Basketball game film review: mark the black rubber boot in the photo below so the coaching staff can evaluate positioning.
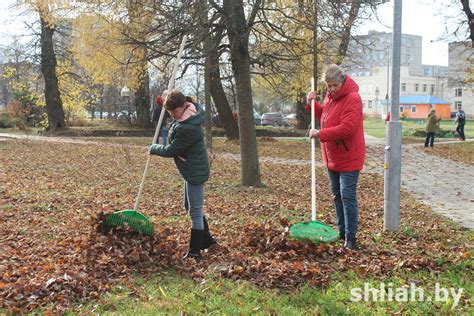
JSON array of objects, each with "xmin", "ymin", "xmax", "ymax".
[
  {"xmin": 201, "ymin": 216, "xmax": 217, "ymax": 250},
  {"xmin": 184, "ymin": 229, "xmax": 204, "ymax": 262},
  {"xmin": 344, "ymin": 236, "xmax": 357, "ymax": 250}
]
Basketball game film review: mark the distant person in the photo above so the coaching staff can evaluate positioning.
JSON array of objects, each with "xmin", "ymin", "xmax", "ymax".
[
  {"xmin": 424, "ymin": 109, "xmax": 441, "ymax": 148},
  {"xmin": 454, "ymin": 105, "xmax": 466, "ymax": 141},
  {"xmin": 306, "ymin": 64, "xmax": 365, "ymax": 250},
  {"xmin": 149, "ymin": 89, "xmax": 216, "ymax": 262},
  {"xmin": 385, "ymin": 112, "xmax": 390, "ymax": 124},
  {"xmin": 151, "ymin": 96, "xmax": 170, "ymax": 144}
]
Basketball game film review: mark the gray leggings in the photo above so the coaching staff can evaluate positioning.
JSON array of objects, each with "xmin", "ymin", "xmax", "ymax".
[{"xmin": 184, "ymin": 181, "xmax": 204, "ymax": 230}]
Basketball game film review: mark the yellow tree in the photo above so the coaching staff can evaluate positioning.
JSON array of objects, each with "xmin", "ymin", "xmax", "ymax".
[
  {"xmin": 72, "ymin": 1, "xmax": 157, "ymax": 128},
  {"xmin": 17, "ymin": 0, "xmax": 69, "ymax": 130}
]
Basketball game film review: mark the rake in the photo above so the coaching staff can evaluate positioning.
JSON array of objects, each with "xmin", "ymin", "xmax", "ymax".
[
  {"xmin": 106, "ymin": 35, "xmax": 187, "ymax": 236},
  {"xmin": 290, "ymin": 77, "xmax": 338, "ymax": 243}
]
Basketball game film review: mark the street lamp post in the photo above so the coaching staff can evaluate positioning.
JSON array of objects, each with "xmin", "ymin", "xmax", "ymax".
[
  {"xmin": 386, "ymin": 42, "xmax": 390, "ymax": 118},
  {"xmin": 384, "ymin": 0, "xmax": 402, "ymax": 231}
]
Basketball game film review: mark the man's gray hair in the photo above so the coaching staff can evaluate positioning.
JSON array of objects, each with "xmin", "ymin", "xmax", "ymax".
[{"xmin": 323, "ymin": 64, "xmax": 346, "ymax": 83}]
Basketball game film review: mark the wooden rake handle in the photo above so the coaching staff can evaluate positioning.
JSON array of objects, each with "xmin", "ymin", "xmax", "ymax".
[{"xmin": 133, "ymin": 35, "xmax": 188, "ymax": 211}]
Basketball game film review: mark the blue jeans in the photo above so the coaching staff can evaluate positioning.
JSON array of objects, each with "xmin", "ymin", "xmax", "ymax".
[
  {"xmin": 327, "ymin": 170, "xmax": 360, "ymax": 240},
  {"xmin": 424, "ymin": 132, "xmax": 435, "ymax": 147},
  {"xmin": 184, "ymin": 181, "xmax": 204, "ymax": 230},
  {"xmin": 456, "ymin": 122, "xmax": 465, "ymax": 140}
]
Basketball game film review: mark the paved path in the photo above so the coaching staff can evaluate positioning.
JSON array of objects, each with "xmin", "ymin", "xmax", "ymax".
[
  {"xmin": 1, "ymin": 133, "xmax": 473, "ymax": 230},
  {"xmin": 358, "ymin": 135, "xmax": 474, "ymax": 230}
]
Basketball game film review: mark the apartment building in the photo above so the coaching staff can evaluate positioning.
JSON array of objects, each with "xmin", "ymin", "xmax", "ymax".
[
  {"xmin": 445, "ymin": 41, "xmax": 473, "ymax": 117},
  {"xmin": 352, "ymin": 66, "xmax": 448, "ymax": 118},
  {"xmin": 343, "ymin": 30, "xmax": 459, "ymax": 118}
]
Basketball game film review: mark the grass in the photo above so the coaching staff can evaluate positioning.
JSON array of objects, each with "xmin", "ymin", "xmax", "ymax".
[
  {"xmin": 363, "ymin": 118, "xmax": 474, "ymax": 139},
  {"xmin": 72, "ymin": 264, "xmax": 473, "ymax": 315}
]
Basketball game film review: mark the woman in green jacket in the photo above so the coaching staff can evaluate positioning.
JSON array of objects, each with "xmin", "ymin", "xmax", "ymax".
[
  {"xmin": 149, "ymin": 89, "xmax": 216, "ymax": 261},
  {"xmin": 425, "ymin": 109, "xmax": 441, "ymax": 148}
]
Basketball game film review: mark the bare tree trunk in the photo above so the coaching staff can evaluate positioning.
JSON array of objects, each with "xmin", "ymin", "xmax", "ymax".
[
  {"xmin": 40, "ymin": 15, "xmax": 65, "ymax": 131},
  {"xmin": 335, "ymin": 2, "xmax": 361, "ymax": 64},
  {"xmin": 201, "ymin": 0, "xmax": 213, "ymax": 149},
  {"xmin": 134, "ymin": 53, "xmax": 152, "ymax": 128},
  {"xmin": 460, "ymin": 0, "xmax": 474, "ymax": 47},
  {"xmin": 209, "ymin": 48, "xmax": 239, "ymax": 140},
  {"xmin": 222, "ymin": 0, "xmax": 261, "ymax": 187}
]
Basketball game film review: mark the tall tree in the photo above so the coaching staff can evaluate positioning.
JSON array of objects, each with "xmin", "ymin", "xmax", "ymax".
[
  {"xmin": 20, "ymin": 0, "xmax": 68, "ymax": 130},
  {"xmin": 38, "ymin": 5, "xmax": 66, "ymax": 130},
  {"xmin": 208, "ymin": 22, "xmax": 240, "ymax": 140},
  {"xmin": 220, "ymin": 0, "xmax": 262, "ymax": 187},
  {"xmin": 124, "ymin": 0, "xmax": 154, "ymax": 128},
  {"xmin": 460, "ymin": 0, "xmax": 474, "ymax": 47}
]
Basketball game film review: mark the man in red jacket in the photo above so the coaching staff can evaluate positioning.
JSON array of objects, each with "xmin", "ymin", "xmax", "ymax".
[{"xmin": 307, "ymin": 64, "xmax": 365, "ymax": 250}]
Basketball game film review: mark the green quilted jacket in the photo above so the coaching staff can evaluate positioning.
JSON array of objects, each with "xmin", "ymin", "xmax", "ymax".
[{"xmin": 150, "ymin": 104, "xmax": 209, "ymax": 184}]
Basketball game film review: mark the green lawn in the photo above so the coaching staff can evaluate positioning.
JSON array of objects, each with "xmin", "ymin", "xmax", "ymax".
[
  {"xmin": 73, "ymin": 264, "xmax": 473, "ymax": 315},
  {"xmin": 364, "ymin": 118, "xmax": 474, "ymax": 139}
]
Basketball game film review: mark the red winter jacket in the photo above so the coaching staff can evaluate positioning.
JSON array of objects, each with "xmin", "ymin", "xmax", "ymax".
[{"xmin": 305, "ymin": 75, "xmax": 365, "ymax": 172}]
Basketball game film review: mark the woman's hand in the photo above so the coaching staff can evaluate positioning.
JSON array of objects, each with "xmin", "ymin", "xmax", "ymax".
[
  {"xmin": 307, "ymin": 91, "xmax": 317, "ymax": 101},
  {"xmin": 309, "ymin": 129, "xmax": 320, "ymax": 139}
]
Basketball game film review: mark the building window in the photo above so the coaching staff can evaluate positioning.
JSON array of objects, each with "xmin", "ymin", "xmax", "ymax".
[
  {"xmin": 455, "ymin": 88, "xmax": 463, "ymax": 97},
  {"xmin": 401, "ymin": 83, "xmax": 406, "ymax": 92},
  {"xmin": 430, "ymin": 84, "xmax": 435, "ymax": 95},
  {"xmin": 455, "ymin": 101, "xmax": 462, "ymax": 108},
  {"xmin": 423, "ymin": 84, "xmax": 427, "ymax": 92},
  {"xmin": 411, "ymin": 106, "xmax": 417, "ymax": 113},
  {"xmin": 368, "ymin": 101, "xmax": 373, "ymax": 108},
  {"xmin": 399, "ymin": 106, "xmax": 403, "ymax": 112},
  {"xmin": 415, "ymin": 84, "xmax": 419, "ymax": 92}
]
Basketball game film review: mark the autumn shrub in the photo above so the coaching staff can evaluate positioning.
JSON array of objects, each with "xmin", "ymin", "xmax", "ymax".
[
  {"xmin": 0, "ymin": 112, "xmax": 13, "ymax": 128},
  {"xmin": 404, "ymin": 128, "xmax": 458, "ymax": 138},
  {"xmin": 7, "ymin": 100, "xmax": 29, "ymax": 129}
]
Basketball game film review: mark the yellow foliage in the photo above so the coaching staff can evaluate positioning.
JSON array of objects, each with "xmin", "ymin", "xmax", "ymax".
[{"xmin": 71, "ymin": 1, "xmax": 155, "ymax": 91}]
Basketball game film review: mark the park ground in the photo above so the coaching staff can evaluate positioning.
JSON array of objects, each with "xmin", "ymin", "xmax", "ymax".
[{"xmin": 0, "ymin": 119, "xmax": 473, "ymax": 314}]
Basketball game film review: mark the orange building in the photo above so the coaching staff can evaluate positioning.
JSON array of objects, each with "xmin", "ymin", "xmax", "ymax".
[{"xmin": 398, "ymin": 96, "xmax": 451, "ymax": 119}]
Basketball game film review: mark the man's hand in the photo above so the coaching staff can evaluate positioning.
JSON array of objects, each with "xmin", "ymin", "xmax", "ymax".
[{"xmin": 309, "ymin": 129, "xmax": 320, "ymax": 139}]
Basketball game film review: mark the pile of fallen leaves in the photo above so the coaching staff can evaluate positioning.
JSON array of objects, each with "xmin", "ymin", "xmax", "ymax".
[
  {"xmin": 0, "ymin": 139, "xmax": 472, "ymax": 312},
  {"xmin": 433, "ymin": 142, "xmax": 474, "ymax": 166}
]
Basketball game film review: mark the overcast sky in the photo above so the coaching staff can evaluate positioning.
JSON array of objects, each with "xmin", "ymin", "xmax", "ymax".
[
  {"xmin": 356, "ymin": 0, "xmax": 460, "ymax": 66},
  {"xmin": 0, "ymin": 0, "xmax": 465, "ymax": 66}
]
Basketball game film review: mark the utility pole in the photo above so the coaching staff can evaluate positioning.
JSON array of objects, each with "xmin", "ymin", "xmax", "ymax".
[{"xmin": 383, "ymin": 0, "xmax": 402, "ymax": 231}]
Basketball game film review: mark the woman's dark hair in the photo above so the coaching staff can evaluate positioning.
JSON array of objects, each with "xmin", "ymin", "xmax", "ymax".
[{"xmin": 163, "ymin": 89, "xmax": 186, "ymax": 111}]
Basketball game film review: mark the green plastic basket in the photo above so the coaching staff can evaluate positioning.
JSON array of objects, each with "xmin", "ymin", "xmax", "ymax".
[
  {"xmin": 106, "ymin": 210, "xmax": 154, "ymax": 237},
  {"xmin": 290, "ymin": 221, "xmax": 338, "ymax": 243}
]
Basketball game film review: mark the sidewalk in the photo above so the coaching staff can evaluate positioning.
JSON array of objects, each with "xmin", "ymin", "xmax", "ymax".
[
  {"xmin": 363, "ymin": 136, "xmax": 474, "ymax": 230},
  {"xmin": 1, "ymin": 132, "xmax": 473, "ymax": 230}
]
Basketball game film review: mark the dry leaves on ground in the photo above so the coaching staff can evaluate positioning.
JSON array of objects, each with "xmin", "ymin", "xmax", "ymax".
[{"xmin": 0, "ymin": 139, "xmax": 472, "ymax": 312}]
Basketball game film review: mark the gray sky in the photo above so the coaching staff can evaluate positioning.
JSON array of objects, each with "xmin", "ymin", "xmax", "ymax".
[
  {"xmin": 0, "ymin": 0, "xmax": 464, "ymax": 66},
  {"xmin": 356, "ymin": 0, "xmax": 459, "ymax": 66}
]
